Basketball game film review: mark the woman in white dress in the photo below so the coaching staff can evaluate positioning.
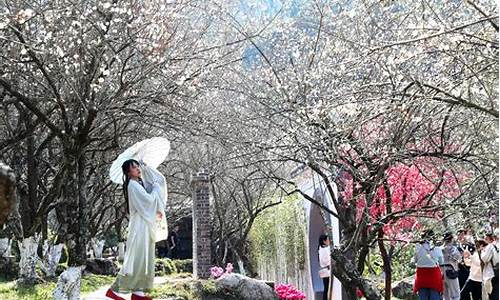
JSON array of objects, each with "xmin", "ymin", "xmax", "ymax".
[
  {"xmin": 318, "ymin": 234, "xmax": 331, "ymax": 300},
  {"xmin": 106, "ymin": 159, "xmax": 168, "ymax": 300}
]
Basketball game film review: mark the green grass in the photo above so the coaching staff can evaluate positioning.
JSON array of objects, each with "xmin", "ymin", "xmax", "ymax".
[
  {"xmin": 0, "ymin": 274, "xmax": 114, "ymax": 300},
  {"xmin": 150, "ymin": 282, "xmax": 196, "ymax": 300},
  {"xmin": 0, "ymin": 278, "xmax": 56, "ymax": 300},
  {"xmin": 81, "ymin": 274, "xmax": 115, "ymax": 293}
]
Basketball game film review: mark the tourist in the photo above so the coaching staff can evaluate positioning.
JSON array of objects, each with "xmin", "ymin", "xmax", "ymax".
[
  {"xmin": 156, "ymin": 238, "xmax": 169, "ymax": 258},
  {"xmin": 413, "ymin": 230, "xmax": 444, "ymax": 300},
  {"xmin": 318, "ymin": 234, "xmax": 331, "ymax": 300},
  {"xmin": 484, "ymin": 232, "xmax": 499, "ymax": 300},
  {"xmin": 441, "ymin": 232, "xmax": 462, "ymax": 300},
  {"xmin": 106, "ymin": 159, "xmax": 167, "ymax": 300},
  {"xmin": 457, "ymin": 229, "xmax": 475, "ymax": 300},
  {"xmin": 167, "ymin": 225, "xmax": 180, "ymax": 259},
  {"xmin": 465, "ymin": 239, "xmax": 495, "ymax": 300}
]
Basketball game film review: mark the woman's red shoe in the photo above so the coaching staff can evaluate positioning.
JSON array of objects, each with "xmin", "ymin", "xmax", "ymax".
[
  {"xmin": 105, "ymin": 288, "xmax": 126, "ymax": 300},
  {"xmin": 131, "ymin": 293, "xmax": 153, "ymax": 300}
]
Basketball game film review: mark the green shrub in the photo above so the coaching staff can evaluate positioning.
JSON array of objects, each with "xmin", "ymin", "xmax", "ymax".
[
  {"xmin": 248, "ymin": 195, "xmax": 306, "ymax": 275},
  {"xmin": 155, "ymin": 258, "xmax": 178, "ymax": 276},
  {"xmin": 173, "ymin": 259, "xmax": 193, "ymax": 273}
]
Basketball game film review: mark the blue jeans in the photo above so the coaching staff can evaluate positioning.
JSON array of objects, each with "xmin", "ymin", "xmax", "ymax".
[{"xmin": 418, "ymin": 288, "xmax": 441, "ymax": 300}]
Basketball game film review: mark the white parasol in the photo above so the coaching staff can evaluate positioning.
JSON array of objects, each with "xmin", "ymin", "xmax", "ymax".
[{"xmin": 109, "ymin": 137, "xmax": 170, "ymax": 184}]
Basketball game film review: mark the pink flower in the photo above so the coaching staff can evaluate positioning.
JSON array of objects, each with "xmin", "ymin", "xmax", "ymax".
[
  {"xmin": 225, "ymin": 263, "xmax": 233, "ymax": 273},
  {"xmin": 209, "ymin": 266, "xmax": 225, "ymax": 279},
  {"xmin": 356, "ymin": 288, "xmax": 364, "ymax": 298},
  {"xmin": 209, "ymin": 262, "xmax": 234, "ymax": 279},
  {"xmin": 275, "ymin": 283, "xmax": 306, "ymax": 300}
]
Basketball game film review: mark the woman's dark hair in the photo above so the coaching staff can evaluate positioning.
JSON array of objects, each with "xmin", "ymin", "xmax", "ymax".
[
  {"xmin": 420, "ymin": 229, "xmax": 434, "ymax": 243},
  {"xmin": 319, "ymin": 234, "xmax": 329, "ymax": 249},
  {"xmin": 122, "ymin": 159, "xmax": 140, "ymax": 213},
  {"xmin": 475, "ymin": 239, "xmax": 488, "ymax": 249}
]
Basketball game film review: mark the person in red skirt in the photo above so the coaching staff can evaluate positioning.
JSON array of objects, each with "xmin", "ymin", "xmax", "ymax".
[{"xmin": 414, "ymin": 230, "xmax": 444, "ymax": 300}]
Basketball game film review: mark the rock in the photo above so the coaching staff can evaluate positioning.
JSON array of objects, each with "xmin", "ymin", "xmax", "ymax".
[
  {"xmin": 53, "ymin": 266, "xmax": 83, "ymax": 300},
  {"xmin": 392, "ymin": 276, "xmax": 417, "ymax": 300},
  {"xmin": 213, "ymin": 273, "xmax": 278, "ymax": 300},
  {"xmin": 85, "ymin": 258, "xmax": 118, "ymax": 275}
]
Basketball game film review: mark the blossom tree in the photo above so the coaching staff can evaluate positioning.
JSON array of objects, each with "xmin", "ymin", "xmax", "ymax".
[{"xmin": 182, "ymin": 0, "xmax": 498, "ymax": 299}]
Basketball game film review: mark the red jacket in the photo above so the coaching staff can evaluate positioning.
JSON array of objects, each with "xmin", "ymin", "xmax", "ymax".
[{"xmin": 413, "ymin": 266, "xmax": 444, "ymax": 294}]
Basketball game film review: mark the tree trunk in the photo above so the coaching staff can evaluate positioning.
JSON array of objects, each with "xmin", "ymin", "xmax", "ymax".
[
  {"xmin": 60, "ymin": 149, "xmax": 88, "ymax": 267},
  {"xmin": 0, "ymin": 238, "xmax": 12, "ymax": 257},
  {"xmin": 43, "ymin": 241, "xmax": 64, "ymax": 277},
  {"xmin": 329, "ymin": 209, "xmax": 382, "ymax": 300},
  {"xmin": 118, "ymin": 242, "xmax": 125, "ymax": 261},
  {"xmin": 18, "ymin": 234, "xmax": 41, "ymax": 284},
  {"xmin": 378, "ymin": 230, "xmax": 392, "ymax": 300},
  {"xmin": 26, "ymin": 135, "xmax": 39, "ymax": 235},
  {"xmin": 330, "ymin": 246, "xmax": 381, "ymax": 300},
  {"xmin": 91, "ymin": 238, "xmax": 105, "ymax": 258}
]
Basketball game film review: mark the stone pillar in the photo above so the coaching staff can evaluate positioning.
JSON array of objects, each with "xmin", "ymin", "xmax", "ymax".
[{"xmin": 191, "ymin": 171, "xmax": 212, "ymax": 279}]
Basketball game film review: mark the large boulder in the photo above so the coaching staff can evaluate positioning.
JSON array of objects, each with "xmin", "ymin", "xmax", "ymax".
[
  {"xmin": 53, "ymin": 266, "xmax": 83, "ymax": 300},
  {"xmin": 195, "ymin": 273, "xmax": 278, "ymax": 300},
  {"xmin": 85, "ymin": 258, "xmax": 118, "ymax": 275},
  {"xmin": 392, "ymin": 276, "xmax": 417, "ymax": 300}
]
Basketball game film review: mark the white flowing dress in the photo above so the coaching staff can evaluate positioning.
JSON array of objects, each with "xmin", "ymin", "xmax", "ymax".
[{"xmin": 111, "ymin": 163, "xmax": 168, "ymax": 293}]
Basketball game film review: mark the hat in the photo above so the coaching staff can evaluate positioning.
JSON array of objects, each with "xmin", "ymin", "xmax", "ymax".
[
  {"xmin": 421, "ymin": 229, "xmax": 434, "ymax": 241},
  {"xmin": 443, "ymin": 232, "xmax": 453, "ymax": 241}
]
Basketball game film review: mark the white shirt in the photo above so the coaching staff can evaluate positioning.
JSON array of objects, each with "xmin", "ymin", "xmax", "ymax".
[
  {"xmin": 415, "ymin": 242, "xmax": 444, "ymax": 267},
  {"xmin": 469, "ymin": 248, "xmax": 494, "ymax": 282},
  {"xmin": 318, "ymin": 246, "xmax": 331, "ymax": 278}
]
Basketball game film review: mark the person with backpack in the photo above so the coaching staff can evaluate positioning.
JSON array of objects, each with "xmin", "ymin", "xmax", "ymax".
[
  {"xmin": 442, "ymin": 232, "xmax": 462, "ymax": 300},
  {"xmin": 485, "ymin": 233, "xmax": 499, "ymax": 300}
]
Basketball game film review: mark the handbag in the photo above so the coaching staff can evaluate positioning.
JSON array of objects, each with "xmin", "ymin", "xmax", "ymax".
[{"xmin": 445, "ymin": 268, "xmax": 459, "ymax": 279}]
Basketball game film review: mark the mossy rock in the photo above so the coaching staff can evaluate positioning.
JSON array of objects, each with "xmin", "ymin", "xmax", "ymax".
[{"xmin": 190, "ymin": 275, "xmax": 277, "ymax": 300}]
